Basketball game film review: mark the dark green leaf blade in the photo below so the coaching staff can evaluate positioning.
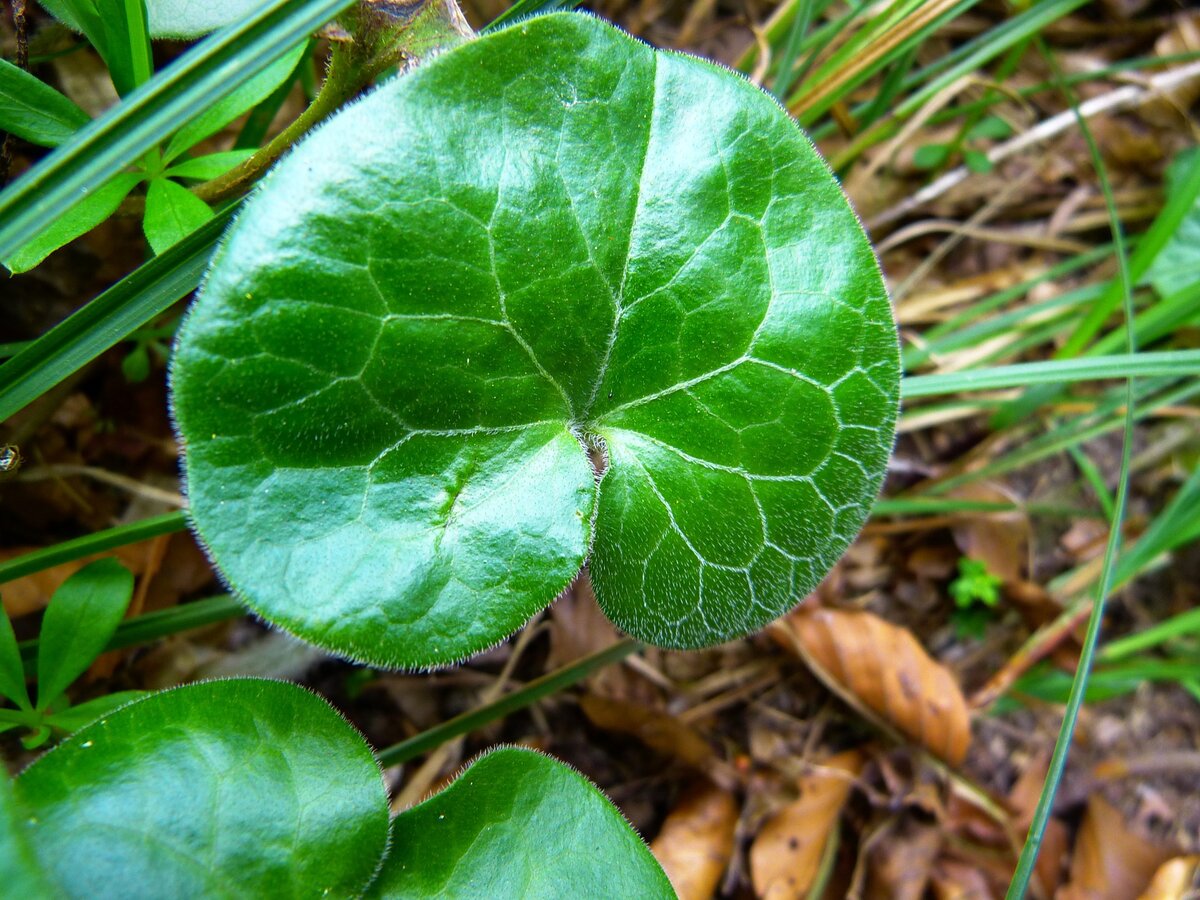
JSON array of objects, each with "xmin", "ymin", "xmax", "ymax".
[
  {"xmin": 367, "ymin": 747, "xmax": 674, "ymax": 899},
  {"xmin": 143, "ymin": 178, "xmax": 214, "ymax": 254},
  {"xmin": 35, "ymin": 558, "xmax": 133, "ymax": 710},
  {"xmin": 15, "ymin": 679, "xmax": 390, "ymax": 898},
  {"xmin": 172, "ymin": 13, "xmax": 898, "ymax": 666},
  {"xmin": 96, "ymin": 0, "xmax": 154, "ymax": 96},
  {"xmin": 0, "ymin": 59, "xmax": 90, "ymax": 148}
]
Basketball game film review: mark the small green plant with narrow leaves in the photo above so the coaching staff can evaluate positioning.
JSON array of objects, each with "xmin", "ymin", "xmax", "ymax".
[
  {"xmin": 0, "ymin": 559, "xmax": 143, "ymax": 749},
  {"xmin": 1, "ymin": 6, "xmax": 898, "ymax": 896}
]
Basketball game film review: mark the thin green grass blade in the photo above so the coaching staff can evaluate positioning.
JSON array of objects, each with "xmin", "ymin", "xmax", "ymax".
[
  {"xmin": 1005, "ymin": 38, "xmax": 1137, "ymax": 898},
  {"xmin": 0, "ymin": 512, "xmax": 187, "ymax": 586},
  {"xmin": 0, "ymin": 0, "xmax": 355, "ymax": 262},
  {"xmin": 0, "ymin": 210, "xmax": 232, "ymax": 423},
  {"xmin": 771, "ymin": 0, "xmax": 818, "ymax": 101},
  {"xmin": 377, "ymin": 639, "xmax": 641, "ymax": 766},
  {"xmin": 901, "ymin": 350, "xmax": 1200, "ymax": 398},
  {"xmin": 994, "ymin": 151, "xmax": 1200, "ymax": 427},
  {"xmin": 1110, "ymin": 462, "xmax": 1200, "ymax": 590},
  {"xmin": 925, "ymin": 377, "xmax": 1197, "ymax": 496},
  {"xmin": 17, "ymin": 594, "xmax": 243, "ymax": 669}
]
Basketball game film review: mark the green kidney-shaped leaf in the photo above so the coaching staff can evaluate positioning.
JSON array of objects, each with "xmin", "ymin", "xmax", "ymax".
[
  {"xmin": 367, "ymin": 746, "xmax": 674, "ymax": 899},
  {"xmin": 13, "ymin": 679, "xmax": 389, "ymax": 898},
  {"xmin": 172, "ymin": 12, "xmax": 899, "ymax": 667}
]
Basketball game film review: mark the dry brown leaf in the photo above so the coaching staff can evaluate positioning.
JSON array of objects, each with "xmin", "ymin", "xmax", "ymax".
[
  {"xmin": 931, "ymin": 858, "xmax": 1000, "ymax": 899},
  {"xmin": 651, "ymin": 780, "xmax": 739, "ymax": 900},
  {"xmin": 1140, "ymin": 14, "xmax": 1200, "ymax": 127},
  {"xmin": 867, "ymin": 817, "xmax": 942, "ymax": 900},
  {"xmin": 1059, "ymin": 795, "xmax": 1177, "ymax": 900},
  {"xmin": 0, "ymin": 541, "xmax": 158, "ymax": 618},
  {"xmin": 1008, "ymin": 750, "xmax": 1071, "ymax": 897},
  {"xmin": 774, "ymin": 607, "xmax": 971, "ymax": 765},
  {"xmin": 948, "ymin": 482, "xmax": 1028, "ymax": 583},
  {"xmin": 581, "ymin": 693, "xmax": 714, "ymax": 763},
  {"xmin": 1137, "ymin": 857, "xmax": 1200, "ymax": 900},
  {"xmin": 749, "ymin": 749, "xmax": 863, "ymax": 899}
]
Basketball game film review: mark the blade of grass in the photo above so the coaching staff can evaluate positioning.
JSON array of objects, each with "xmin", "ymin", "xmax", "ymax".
[
  {"xmin": 0, "ymin": 209, "xmax": 232, "ymax": 423},
  {"xmin": 1100, "ymin": 610, "xmax": 1200, "ymax": 664},
  {"xmin": 925, "ymin": 377, "xmax": 1197, "ymax": 496},
  {"xmin": 98, "ymin": 0, "xmax": 154, "ymax": 96},
  {"xmin": 17, "ymin": 594, "xmax": 244, "ymax": 668},
  {"xmin": 1006, "ymin": 37, "xmax": 1137, "ymax": 898},
  {"xmin": 901, "ymin": 350, "xmax": 1199, "ymax": 398},
  {"xmin": 0, "ymin": 0, "xmax": 356, "ymax": 262},
  {"xmin": 770, "ymin": 0, "xmax": 817, "ymax": 101},
  {"xmin": 0, "ymin": 511, "xmax": 187, "ymax": 586},
  {"xmin": 830, "ymin": 0, "xmax": 1089, "ymax": 165},
  {"xmin": 994, "ymin": 151, "xmax": 1200, "ymax": 427},
  {"xmin": 377, "ymin": 638, "xmax": 641, "ymax": 767}
]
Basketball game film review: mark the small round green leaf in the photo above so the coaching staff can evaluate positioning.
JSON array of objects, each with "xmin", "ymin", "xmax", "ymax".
[
  {"xmin": 14, "ymin": 679, "xmax": 389, "ymax": 898},
  {"xmin": 365, "ymin": 747, "xmax": 674, "ymax": 899},
  {"xmin": 172, "ymin": 13, "xmax": 899, "ymax": 667}
]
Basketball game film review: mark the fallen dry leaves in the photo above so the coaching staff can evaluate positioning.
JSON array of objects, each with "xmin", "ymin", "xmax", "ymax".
[
  {"xmin": 772, "ymin": 606, "xmax": 971, "ymax": 765},
  {"xmin": 749, "ymin": 749, "xmax": 863, "ymax": 899},
  {"xmin": 1060, "ymin": 794, "xmax": 1178, "ymax": 900},
  {"xmin": 1137, "ymin": 856, "xmax": 1200, "ymax": 900},
  {"xmin": 651, "ymin": 780, "xmax": 739, "ymax": 900},
  {"xmin": 579, "ymin": 693, "xmax": 739, "ymax": 788}
]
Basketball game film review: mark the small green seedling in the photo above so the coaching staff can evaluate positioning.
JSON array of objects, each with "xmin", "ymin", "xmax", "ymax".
[
  {"xmin": 949, "ymin": 556, "xmax": 1003, "ymax": 610},
  {"xmin": 0, "ymin": 558, "xmax": 143, "ymax": 748},
  {"xmin": 949, "ymin": 556, "xmax": 1003, "ymax": 639},
  {"xmin": 172, "ymin": 12, "xmax": 901, "ymax": 669},
  {"xmin": 0, "ymin": 44, "xmax": 302, "ymax": 272},
  {"xmin": 2, "ymin": 678, "xmax": 674, "ymax": 898},
  {"xmin": 913, "ymin": 114, "xmax": 1013, "ymax": 174}
]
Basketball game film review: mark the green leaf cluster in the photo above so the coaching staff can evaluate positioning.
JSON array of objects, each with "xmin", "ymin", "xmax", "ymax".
[
  {"xmin": 0, "ymin": 42, "xmax": 304, "ymax": 272},
  {"xmin": 172, "ymin": 12, "xmax": 901, "ymax": 668},
  {"xmin": 0, "ymin": 559, "xmax": 144, "ymax": 748},
  {"xmin": 1, "ymin": 679, "xmax": 673, "ymax": 898}
]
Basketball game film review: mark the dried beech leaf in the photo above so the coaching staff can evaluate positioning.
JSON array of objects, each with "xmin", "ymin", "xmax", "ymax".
[
  {"xmin": 867, "ymin": 818, "xmax": 942, "ymax": 900},
  {"xmin": 0, "ymin": 542, "xmax": 156, "ymax": 618},
  {"xmin": 650, "ymin": 780, "xmax": 739, "ymax": 900},
  {"xmin": 948, "ymin": 482, "xmax": 1028, "ymax": 583},
  {"xmin": 930, "ymin": 858, "xmax": 1000, "ymax": 899},
  {"xmin": 749, "ymin": 750, "xmax": 862, "ymax": 899},
  {"xmin": 1060, "ymin": 795, "xmax": 1177, "ymax": 900},
  {"xmin": 1137, "ymin": 856, "xmax": 1200, "ymax": 900},
  {"xmin": 580, "ymin": 694, "xmax": 724, "ymax": 780},
  {"xmin": 775, "ymin": 607, "xmax": 971, "ymax": 764}
]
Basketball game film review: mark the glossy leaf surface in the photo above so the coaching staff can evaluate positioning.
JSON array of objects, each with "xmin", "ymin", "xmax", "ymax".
[
  {"xmin": 367, "ymin": 747, "xmax": 674, "ymax": 898},
  {"xmin": 172, "ymin": 12, "xmax": 898, "ymax": 667},
  {"xmin": 14, "ymin": 679, "xmax": 389, "ymax": 898}
]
